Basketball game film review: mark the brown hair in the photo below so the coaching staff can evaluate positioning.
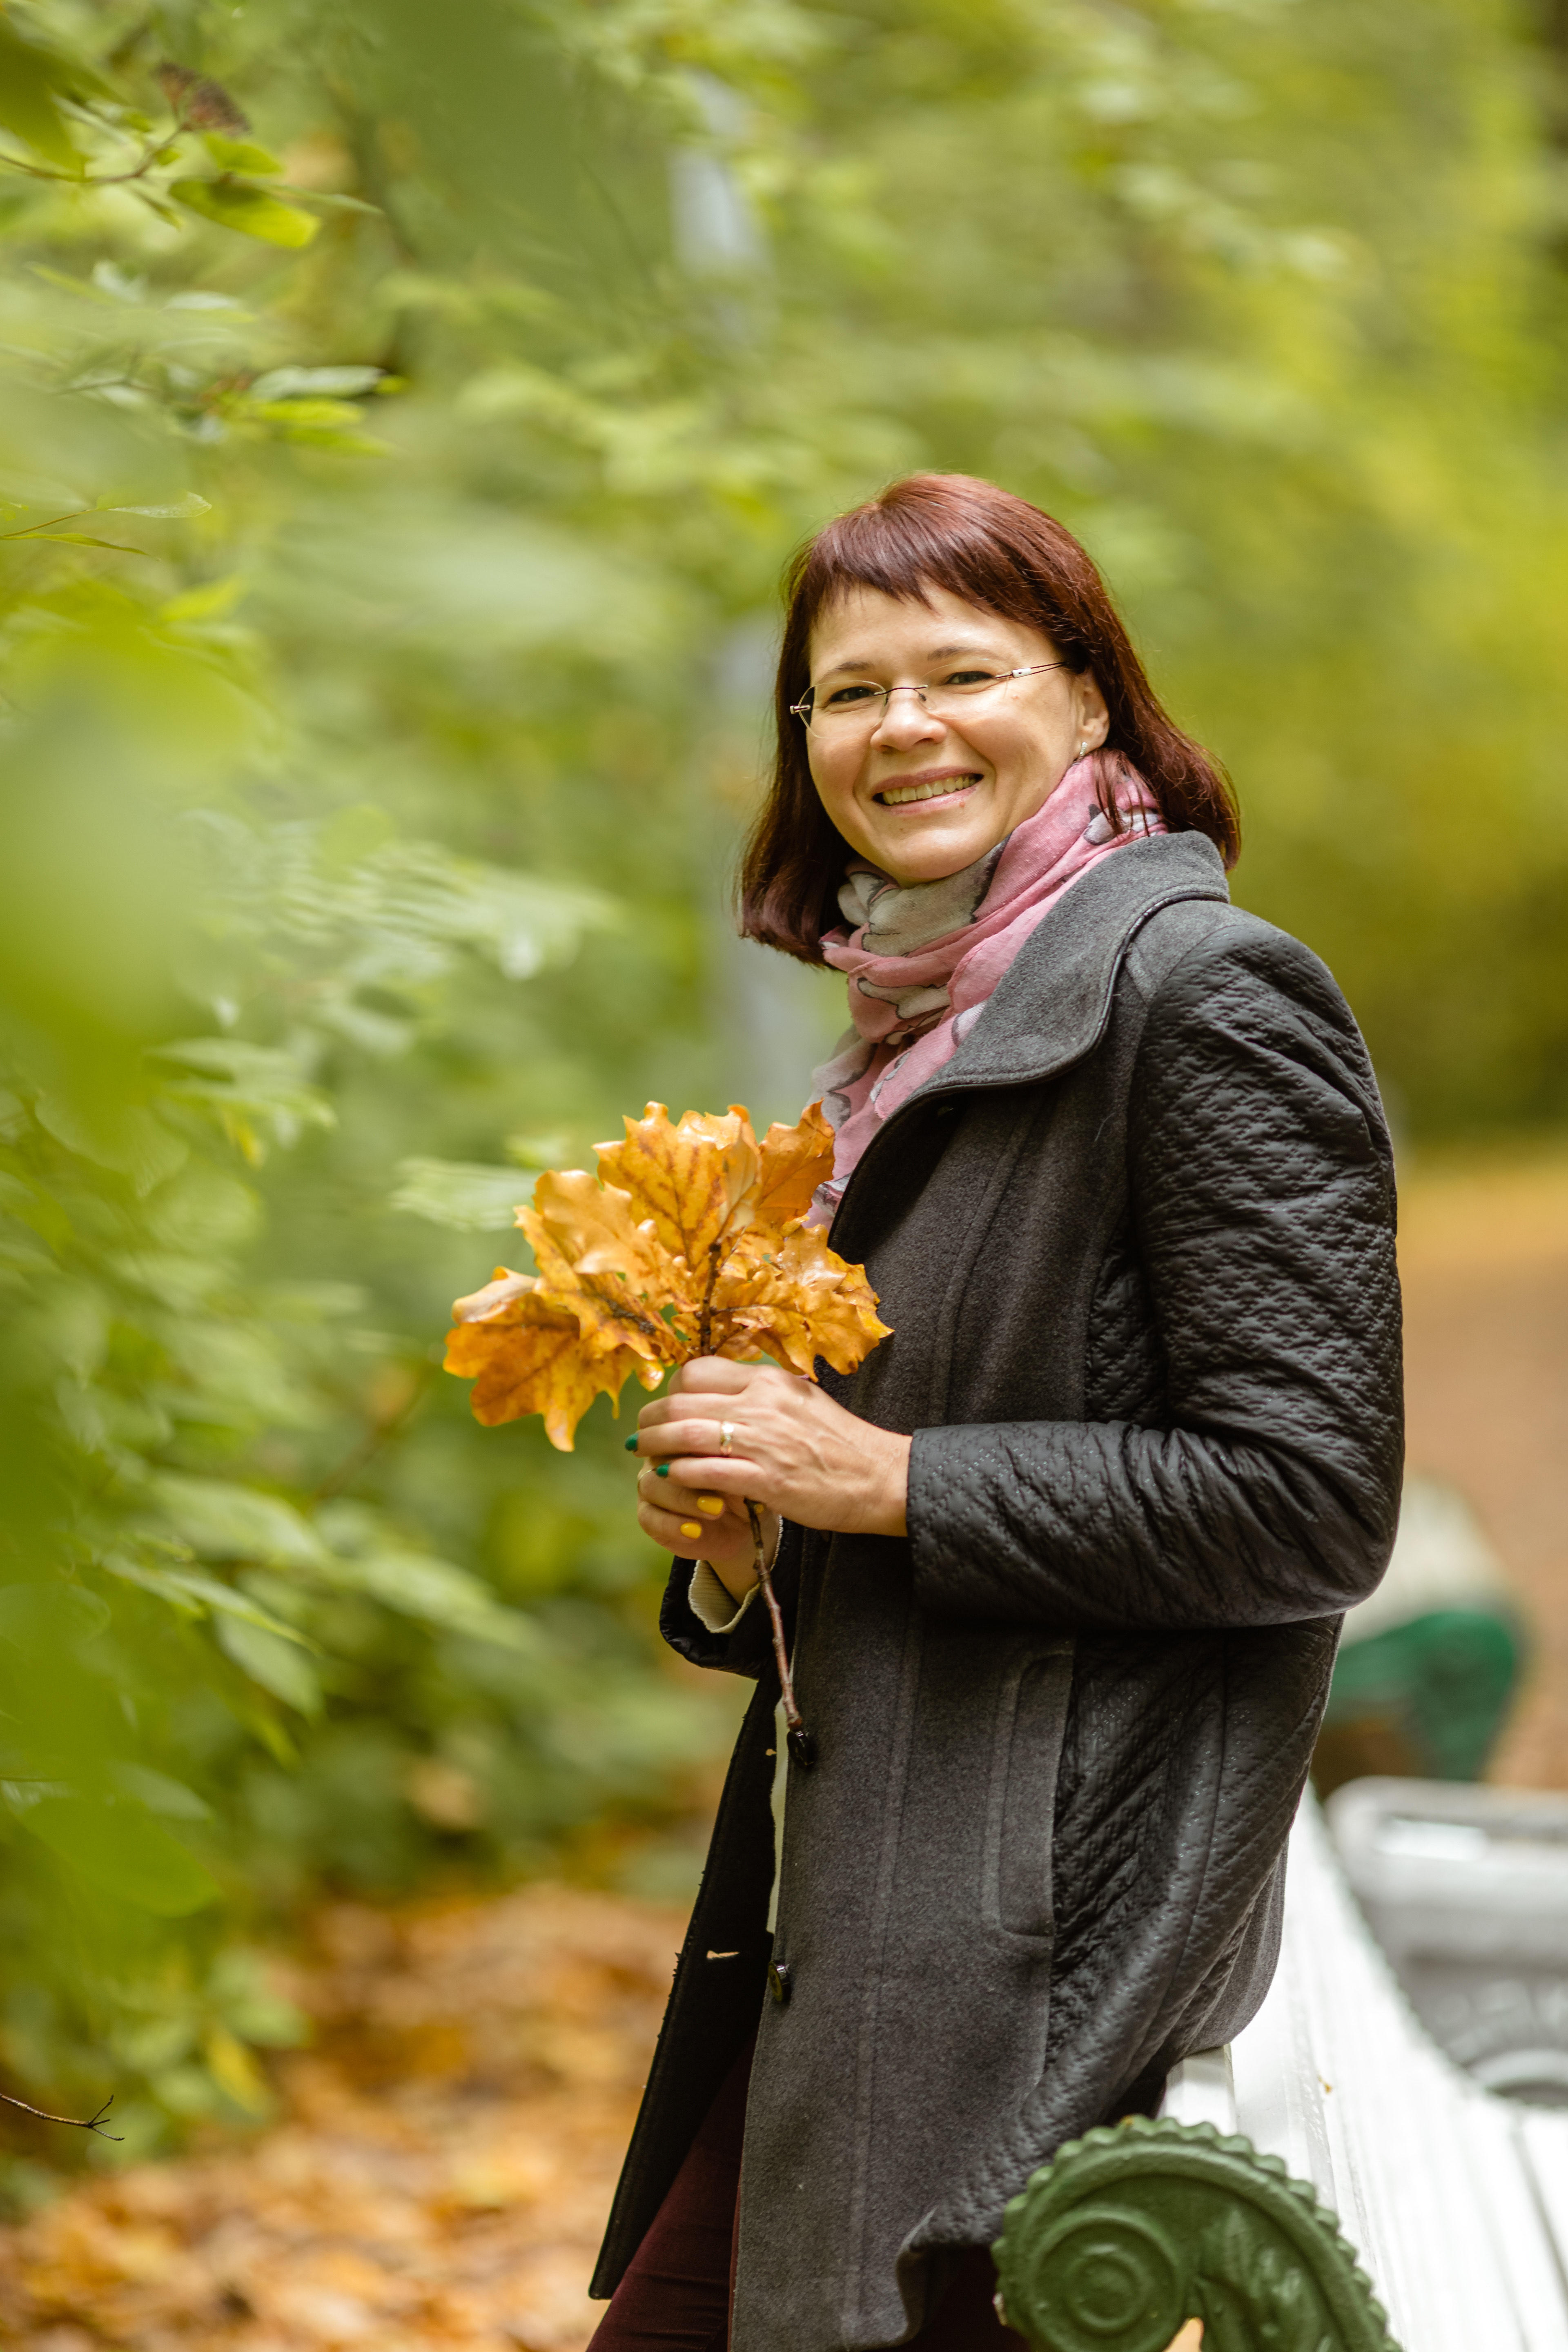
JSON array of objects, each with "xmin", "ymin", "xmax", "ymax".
[{"xmin": 738, "ymin": 473, "xmax": 1239, "ymax": 961}]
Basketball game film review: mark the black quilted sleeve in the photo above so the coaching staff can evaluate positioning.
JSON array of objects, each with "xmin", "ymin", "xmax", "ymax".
[{"xmin": 906, "ymin": 924, "xmax": 1403, "ymax": 1631}]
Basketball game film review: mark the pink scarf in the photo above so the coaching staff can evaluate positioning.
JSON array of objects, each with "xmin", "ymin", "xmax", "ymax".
[{"xmin": 811, "ymin": 756, "xmax": 1165, "ymax": 1222}]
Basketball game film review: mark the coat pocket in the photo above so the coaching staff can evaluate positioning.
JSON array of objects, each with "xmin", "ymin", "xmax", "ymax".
[{"xmin": 981, "ymin": 1638, "xmax": 1075, "ymax": 1940}]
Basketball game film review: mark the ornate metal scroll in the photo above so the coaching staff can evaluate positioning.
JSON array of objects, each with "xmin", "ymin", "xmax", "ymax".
[{"xmin": 992, "ymin": 2117, "xmax": 1399, "ymax": 2352}]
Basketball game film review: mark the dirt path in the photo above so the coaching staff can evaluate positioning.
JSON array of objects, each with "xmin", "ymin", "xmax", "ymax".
[
  {"xmin": 0, "ymin": 1888, "xmax": 682, "ymax": 2352},
  {"xmin": 1398, "ymin": 1148, "xmax": 1568, "ymax": 1786}
]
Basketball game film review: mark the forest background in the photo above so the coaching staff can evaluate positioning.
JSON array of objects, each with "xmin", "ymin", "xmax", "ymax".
[{"xmin": 0, "ymin": 0, "xmax": 1564, "ymax": 2199}]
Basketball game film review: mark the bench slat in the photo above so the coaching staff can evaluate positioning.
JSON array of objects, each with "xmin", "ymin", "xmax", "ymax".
[
  {"xmin": 1465, "ymin": 2094, "xmax": 1568, "ymax": 2348},
  {"xmin": 1214, "ymin": 1797, "xmax": 1568, "ymax": 2352},
  {"xmin": 1517, "ymin": 2108, "xmax": 1568, "ymax": 2293}
]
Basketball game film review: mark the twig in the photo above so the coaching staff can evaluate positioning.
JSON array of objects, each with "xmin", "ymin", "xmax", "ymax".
[
  {"xmin": 0, "ymin": 2088, "xmax": 123, "ymax": 2141},
  {"xmin": 695, "ymin": 1232, "xmax": 812, "ymax": 1759},
  {"xmin": 0, "ymin": 508, "xmax": 94, "ymax": 539},
  {"xmin": 746, "ymin": 1499, "xmax": 813, "ymax": 1766},
  {"xmin": 696, "ymin": 1239, "xmax": 722, "ymax": 1358},
  {"xmin": 0, "ymin": 133, "xmax": 176, "ymax": 187}
]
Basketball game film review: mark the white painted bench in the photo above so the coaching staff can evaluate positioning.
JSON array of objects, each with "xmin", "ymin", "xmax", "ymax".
[
  {"xmin": 1163, "ymin": 1795, "xmax": 1568, "ymax": 2349},
  {"xmin": 994, "ymin": 1794, "xmax": 1568, "ymax": 2351}
]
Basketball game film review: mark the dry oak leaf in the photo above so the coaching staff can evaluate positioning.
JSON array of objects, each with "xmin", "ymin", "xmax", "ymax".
[
  {"xmin": 596, "ymin": 1104, "xmax": 757, "ymax": 1267},
  {"xmin": 445, "ymin": 1101, "xmax": 889, "ymax": 1449},
  {"xmin": 595, "ymin": 1099, "xmax": 836, "ymax": 1261},
  {"xmin": 520, "ymin": 1169, "xmax": 693, "ymax": 1363},
  {"xmin": 443, "ymin": 1272, "xmax": 656, "ymax": 1450},
  {"xmin": 711, "ymin": 1221, "xmax": 890, "ymax": 1379}
]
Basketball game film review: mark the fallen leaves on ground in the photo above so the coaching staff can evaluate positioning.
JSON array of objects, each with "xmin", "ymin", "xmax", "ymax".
[
  {"xmin": 0, "ymin": 1884, "xmax": 685, "ymax": 2352},
  {"xmin": 444, "ymin": 1100, "xmax": 889, "ymax": 1446}
]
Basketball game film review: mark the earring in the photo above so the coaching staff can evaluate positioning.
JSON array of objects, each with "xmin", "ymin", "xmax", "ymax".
[{"xmin": 1075, "ymin": 740, "xmax": 1089, "ymax": 760}]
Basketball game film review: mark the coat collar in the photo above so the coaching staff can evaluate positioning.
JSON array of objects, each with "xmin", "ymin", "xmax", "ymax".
[
  {"xmin": 823, "ymin": 832, "xmax": 1227, "ymax": 1253},
  {"xmin": 826, "ymin": 831, "xmax": 1229, "ymax": 1248},
  {"xmin": 921, "ymin": 829, "xmax": 1230, "ymax": 1097}
]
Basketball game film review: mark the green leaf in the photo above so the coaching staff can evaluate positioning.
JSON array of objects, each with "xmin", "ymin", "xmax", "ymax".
[
  {"xmin": 0, "ymin": 1168, "xmax": 71, "ymax": 1248},
  {"xmin": 282, "ymin": 189, "xmax": 383, "ymax": 217},
  {"xmin": 105, "ymin": 494, "xmax": 212, "ymax": 520},
  {"xmin": 319, "ymin": 1542, "xmax": 541, "ymax": 1654},
  {"xmin": 0, "ymin": 22, "xmax": 80, "ymax": 169},
  {"xmin": 19, "ymin": 1796, "xmax": 217, "ymax": 1915},
  {"xmin": 34, "ymin": 1095, "xmax": 188, "ymax": 1194},
  {"xmin": 169, "ymin": 178, "xmax": 320, "ymax": 249},
  {"xmin": 148, "ymin": 1476, "xmax": 331, "ymax": 1570},
  {"xmin": 0, "ymin": 1582, "xmax": 110, "ymax": 1648},
  {"xmin": 390, "ymin": 1157, "xmax": 528, "ymax": 1232},
  {"xmin": 22, "ymin": 533, "xmax": 142, "ymax": 553},
  {"xmin": 150, "ymin": 1040, "xmax": 334, "ymax": 1145},
  {"xmin": 102, "ymin": 1554, "xmax": 317, "ymax": 1644},
  {"xmin": 251, "ymin": 397, "xmax": 376, "ymax": 432},
  {"xmin": 159, "ymin": 575, "xmax": 247, "ymax": 623},
  {"xmin": 202, "ymin": 134, "xmax": 283, "ymax": 176},
  {"xmin": 108, "ymin": 1762, "xmax": 211, "ymax": 1821},
  {"xmin": 367, "ymin": 847, "xmax": 616, "ymax": 980},
  {"xmin": 215, "ymin": 1616, "xmax": 322, "ymax": 1715},
  {"xmin": 249, "ymin": 366, "xmax": 383, "ymax": 401}
]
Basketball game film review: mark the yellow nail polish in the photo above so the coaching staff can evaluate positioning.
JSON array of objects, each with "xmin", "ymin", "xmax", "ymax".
[
  {"xmin": 697, "ymin": 1495, "xmax": 724, "ymax": 1517},
  {"xmin": 679, "ymin": 1522, "xmax": 703, "ymax": 1541}
]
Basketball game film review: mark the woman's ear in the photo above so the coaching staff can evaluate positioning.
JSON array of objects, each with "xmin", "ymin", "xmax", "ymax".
[{"xmin": 1074, "ymin": 670, "xmax": 1110, "ymax": 748}]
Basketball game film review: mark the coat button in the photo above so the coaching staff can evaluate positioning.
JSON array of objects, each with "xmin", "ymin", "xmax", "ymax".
[{"xmin": 768, "ymin": 1961, "xmax": 792, "ymax": 2005}]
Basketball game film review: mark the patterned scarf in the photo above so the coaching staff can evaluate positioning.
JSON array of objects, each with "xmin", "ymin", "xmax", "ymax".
[{"xmin": 809, "ymin": 755, "xmax": 1165, "ymax": 1223}]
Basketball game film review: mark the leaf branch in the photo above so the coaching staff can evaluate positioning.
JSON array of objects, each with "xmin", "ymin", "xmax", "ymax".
[
  {"xmin": 445, "ymin": 1101, "xmax": 890, "ymax": 1763},
  {"xmin": 0, "ymin": 2087, "xmax": 123, "ymax": 2140}
]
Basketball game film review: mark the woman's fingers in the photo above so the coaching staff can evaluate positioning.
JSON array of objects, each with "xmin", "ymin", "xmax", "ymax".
[
  {"xmin": 668, "ymin": 1357, "xmax": 753, "ymax": 1396},
  {"xmin": 637, "ymin": 1464, "xmax": 742, "ymax": 1520},
  {"xmin": 631, "ymin": 1441, "xmax": 735, "ymax": 1518},
  {"xmin": 635, "ymin": 1480, "xmax": 756, "ymax": 1566},
  {"xmin": 629, "ymin": 1413, "xmax": 754, "ymax": 1463}
]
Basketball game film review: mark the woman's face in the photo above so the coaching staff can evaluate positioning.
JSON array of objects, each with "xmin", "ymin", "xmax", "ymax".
[{"xmin": 804, "ymin": 583, "xmax": 1109, "ymax": 887}]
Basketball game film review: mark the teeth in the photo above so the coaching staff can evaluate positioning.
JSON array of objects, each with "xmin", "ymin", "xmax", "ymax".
[{"xmin": 880, "ymin": 777, "xmax": 976, "ymax": 806}]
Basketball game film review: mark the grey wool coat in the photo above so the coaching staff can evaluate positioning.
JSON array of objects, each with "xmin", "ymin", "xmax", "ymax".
[{"xmin": 590, "ymin": 830, "xmax": 1404, "ymax": 2352}]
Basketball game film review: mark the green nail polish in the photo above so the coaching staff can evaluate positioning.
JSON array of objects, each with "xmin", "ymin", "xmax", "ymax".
[
  {"xmin": 655, "ymin": 1462, "xmax": 670, "ymax": 1478},
  {"xmin": 624, "ymin": 1435, "xmax": 639, "ymax": 1452}
]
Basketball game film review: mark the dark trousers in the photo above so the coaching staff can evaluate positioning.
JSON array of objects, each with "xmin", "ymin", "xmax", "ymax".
[{"xmin": 588, "ymin": 2036, "xmax": 1022, "ymax": 2352}]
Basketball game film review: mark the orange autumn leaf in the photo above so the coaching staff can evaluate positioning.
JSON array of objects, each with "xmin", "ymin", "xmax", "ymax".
[
  {"xmin": 444, "ymin": 1269, "xmax": 663, "ymax": 1449},
  {"xmin": 443, "ymin": 1101, "xmax": 889, "ymax": 1448},
  {"xmin": 593, "ymin": 1103, "xmax": 760, "ymax": 1268},
  {"xmin": 710, "ymin": 1221, "xmax": 891, "ymax": 1378},
  {"xmin": 748, "ymin": 1098, "xmax": 837, "ymax": 1229},
  {"xmin": 520, "ymin": 1169, "xmax": 692, "ymax": 1363}
]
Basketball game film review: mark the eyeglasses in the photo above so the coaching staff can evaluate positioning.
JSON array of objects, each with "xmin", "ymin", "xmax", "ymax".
[{"xmin": 790, "ymin": 662, "xmax": 1071, "ymax": 736}]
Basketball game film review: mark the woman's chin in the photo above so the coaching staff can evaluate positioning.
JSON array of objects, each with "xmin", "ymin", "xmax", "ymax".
[{"xmin": 871, "ymin": 820, "xmax": 1007, "ymax": 886}]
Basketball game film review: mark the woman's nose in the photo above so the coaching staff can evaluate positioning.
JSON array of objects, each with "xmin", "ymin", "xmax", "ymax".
[{"xmin": 869, "ymin": 687, "xmax": 944, "ymax": 748}]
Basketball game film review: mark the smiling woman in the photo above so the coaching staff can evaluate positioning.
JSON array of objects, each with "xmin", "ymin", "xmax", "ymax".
[{"xmin": 592, "ymin": 476, "xmax": 1402, "ymax": 2352}]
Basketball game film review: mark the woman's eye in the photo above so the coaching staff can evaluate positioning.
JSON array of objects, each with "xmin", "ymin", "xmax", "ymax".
[
  {"xmin": 822, "ymin": 683, "xmax": 880, "ymax": 708},
  {"xmin": 944, "ymin": 669, "xmax": 1000, "ymax": 688}
]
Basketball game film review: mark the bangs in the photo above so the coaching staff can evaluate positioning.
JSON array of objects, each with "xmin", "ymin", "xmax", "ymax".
[{"xmin": 790, "ymin": 482, "xmax": 1094, "ymax": 659}]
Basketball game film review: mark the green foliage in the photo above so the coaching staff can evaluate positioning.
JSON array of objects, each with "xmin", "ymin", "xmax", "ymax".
[{"xmin": 0, "ymin": 0, "xmax": 1562, "ymax": 2184}]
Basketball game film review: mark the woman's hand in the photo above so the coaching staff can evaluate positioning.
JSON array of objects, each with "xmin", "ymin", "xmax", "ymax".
[{"xmin": 631, "ymin": 1358, "xmax": 910, "ymax": 1597}]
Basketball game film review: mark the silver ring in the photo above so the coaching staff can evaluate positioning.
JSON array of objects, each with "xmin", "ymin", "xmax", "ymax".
[{"xmin": 719, "ymin": 1420, "xmax": 736, "ymax": 1457}]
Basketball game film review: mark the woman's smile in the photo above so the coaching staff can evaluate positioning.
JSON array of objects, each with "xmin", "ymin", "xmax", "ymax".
[{"xmin": 872, "ymin": 766, "xmax": 981, "ymax": 809}]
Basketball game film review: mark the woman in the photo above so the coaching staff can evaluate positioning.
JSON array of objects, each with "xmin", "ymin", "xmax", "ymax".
[{"xmin": 588, "ymin": 474, "xmax": 1402, "ymax": 2352}]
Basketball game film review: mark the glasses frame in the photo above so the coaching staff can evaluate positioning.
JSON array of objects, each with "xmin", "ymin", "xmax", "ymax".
[{"xmin": 790, "ymin": 660, "xmax": 1072, "ymax": 734}]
